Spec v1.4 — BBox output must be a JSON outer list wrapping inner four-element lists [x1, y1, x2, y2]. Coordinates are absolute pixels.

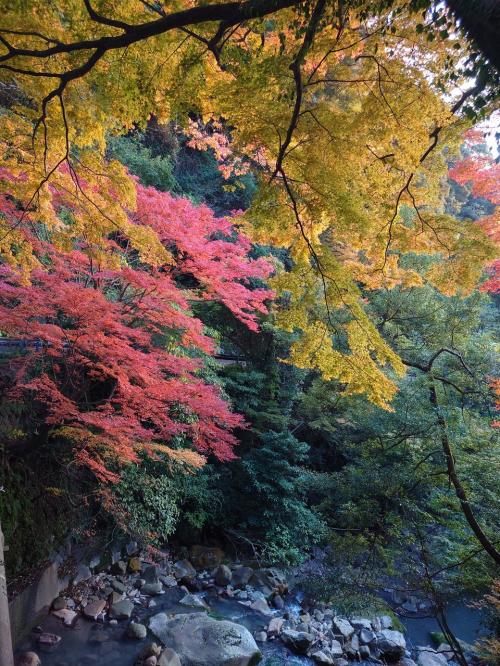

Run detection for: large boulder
[[281, 629, 315, 655], [332, 617, 354, 639], [172, 559, 196, 581], [249, 568, 287, 595], [189, 545, 224, 570], [149, 612, 261, 666], [232, 566, 254, 589], [215, 564, 232, 586], [416, 648, 449, 666], [377, 629, 406, 661]]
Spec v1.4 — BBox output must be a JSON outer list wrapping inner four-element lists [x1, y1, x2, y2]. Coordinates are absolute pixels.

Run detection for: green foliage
[[106, 135, 177, 192]]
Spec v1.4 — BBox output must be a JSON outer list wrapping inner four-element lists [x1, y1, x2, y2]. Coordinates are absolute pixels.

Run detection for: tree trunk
[[430, 382, 500, 566], [0, 520, 14, 666]]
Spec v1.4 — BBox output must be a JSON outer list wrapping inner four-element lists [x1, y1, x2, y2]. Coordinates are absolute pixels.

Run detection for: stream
[[15, 581, 485, 666]]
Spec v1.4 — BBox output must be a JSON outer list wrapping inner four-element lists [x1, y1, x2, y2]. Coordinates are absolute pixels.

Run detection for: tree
[[0, 176, 273, 482], [0, 0, 497, 408]]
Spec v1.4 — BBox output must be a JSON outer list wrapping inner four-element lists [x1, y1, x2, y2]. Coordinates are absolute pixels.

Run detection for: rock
[[250, 568, 287, 595], [111, 579, 126, 594], [436, 644, 454, 660], [83, 599, 106, 620], [74, 564, 92, 585], [267, 617, 285, 637], [179, 593, 208, 610], [52, 597, 66, 611], [142, 582, 163, 596], [144, 658, 157, 666], [160, 575, 177, 588], [89, 553, 101, 569], [254, 631, 268, 642], [14, 652, 41, 666], [158, 648, 182, 666], [149, 612, 261, 666], [272, 594, 285, 610], [189, 545, 224, 570], [281, 629, 315, 655], [371, 617, 382, 632], [52, 608, 78, 626], [416, 648, 449, 666], [172, 559, 196, 580], [127, 622, 147, 639], [37, 632, 62, 649], [250, 598, 272, 615], [111, 560, 127, 575], [360, 628, 376, 644], [329, 640, 344, 658], [214, 564, 232, 586], [380, 615, 393, 629], [232, 566, 254, 589], [126, 541, 139, 556], [129, 557, 142, 573], [108, 591, 123, 605], [311, 651, 334, 665], [351, 617, 372, 631], [138, 642, 162, 660], [109, 599, 134, 620], [143, 565, 159, 584], [377, 630, 406, 661], [398, 659, 418, 666], [359, 645, 371, 660], [332, 617, 354, 639], [333, 659, 349, 666]]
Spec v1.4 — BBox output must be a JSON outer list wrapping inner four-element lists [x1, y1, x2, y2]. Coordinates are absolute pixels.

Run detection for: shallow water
[[400, 601, 484, 648]]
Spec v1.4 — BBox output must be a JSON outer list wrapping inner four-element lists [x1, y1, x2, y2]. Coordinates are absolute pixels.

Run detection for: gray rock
[[52, 597, 66, 611], [272, 594, 285, 610], [399, 659, 418, 666], [329, 640, 344, 658], [74, 564, 92, 585], [111, 560, 127, 575], [281, 629, 315, 655], [179, 593, 208, 610], [214, 564, 232, 586], [232, 566, 254, 589], [254, 631, 268, 642], [143, 565, 159, 584], [267, 617, 285, 637], [126, 541, 138, 556], [144, 657, 157, 666], [250, 598, 272, 615], [109, 599, 134, 620], [333, 660, 349, 666], [52, 608, 78, 626], [377, 629, 406, 660], [172, 559, 196, 580], [126, 621, 147, 639], [111, 579, 126, 594], [160, 575, 177, 588], [142, 582, 163, 596], [332, 617, 354, 639], [351, 618, 372, 631], [380, 615, 393, 629], [417, 648, 449, 666], [83, 599, 106, 620], [89, 554, 101, 569], [311, 650, 334, 665], [360, 628, 376, 644], [108, 590, 123, 605], [149, 612, 261, 666], [158, 648, 182, 666], [436, 644, 454, 660], [359, 645, 371, 660], [37, 632, 62, 649]]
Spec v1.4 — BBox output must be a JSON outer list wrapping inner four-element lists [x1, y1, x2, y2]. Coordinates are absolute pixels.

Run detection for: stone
[[158, 648, 182, 666], [143, 565, 159, 584], [399, 659, 418, 666], [359, 645, 371, 660], [360, 628, 376, 644], [272, 594, 285, 610], [267, 617, 285, 637], [311, 651, 334, 666], [250, 598, 272, 615], [14, 652, 41, 666], [142, 582, 163, 596], [351, 617, 372, 631], [126, 541, 139, 556], [179, 593, 208, 610], [250, 568, 287, 595], [281, 629, 315, 655], [74, 564, 92, 585], [108, 591, 123, 605], [51, 597, 66, 611], [37, 632, 62, 649], [126, 622, 147, 639], [332, 617, 354, 639], [254, 631, 268, 642], [144, 658, 157, 666], [380, 615, 393, 629], [128, 557, 141, 573], [232, 566, 254, 589], [214, 564, 232, 586], [109, 599, 134, 620], [149, 612, 261, 666], [111, 579, 126, 594], [89, 553, 101, 569], [189, 545, 224, 570], [371, 617, 382, 632], [138, 642, 162, 660], [329, 640, 344, 658], [111, 560, 127, 575], [333, 660, 349, 666], [83, 599, 106, 620], [436, 644, 454, 660], [52, 608, 78, 626], [416, 649, 449, 666], [160, 575, 177, 588], [172, 559, 196, 580], [377, 630, 406, 661]]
